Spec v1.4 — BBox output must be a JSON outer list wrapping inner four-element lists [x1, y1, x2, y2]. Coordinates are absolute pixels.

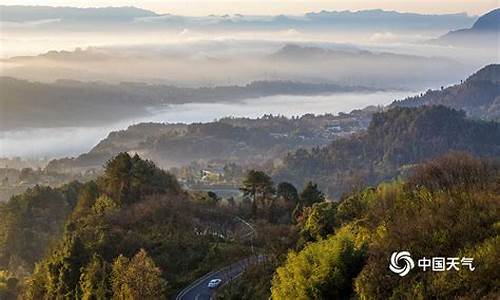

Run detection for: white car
[[208, 278, 222, 288]]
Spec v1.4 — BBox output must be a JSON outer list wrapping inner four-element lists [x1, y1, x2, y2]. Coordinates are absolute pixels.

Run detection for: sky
[[0, 0, 497, 16]]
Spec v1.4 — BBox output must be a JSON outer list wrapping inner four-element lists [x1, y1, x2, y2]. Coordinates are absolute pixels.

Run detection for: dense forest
[[0, 149, 500, 299], [392, 64, 500, 120], [269, 153, 500, 299], [0, 153, 253, 298], [276, 105, 500, 197], [3, 151, 497, 299]]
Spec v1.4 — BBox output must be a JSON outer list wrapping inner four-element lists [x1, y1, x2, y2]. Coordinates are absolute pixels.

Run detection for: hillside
[[435, 8, 500, 47], [45, 110, 376, 173], [0, 153, 254, 298], [392, 64, 500, 120], [275, 105, 500, 197]]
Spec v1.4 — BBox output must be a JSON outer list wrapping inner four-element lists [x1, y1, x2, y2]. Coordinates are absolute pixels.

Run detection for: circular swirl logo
[[389, 251, 415, 277]]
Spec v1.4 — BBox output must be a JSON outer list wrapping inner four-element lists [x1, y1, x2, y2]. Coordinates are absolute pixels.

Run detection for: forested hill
[[391, 64, 500, 120], [45, 110, 376, 173], [275, 105, 500, 197]]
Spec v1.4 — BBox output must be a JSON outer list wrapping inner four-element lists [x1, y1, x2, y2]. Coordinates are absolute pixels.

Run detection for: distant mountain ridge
[[471, 8, 500, 31], [0, 77, 375, 131], [271, 44, 448, 62], [392, 64, 500, 120], [435, 8, 499, 47], [0, 5, 475, 31], [267, 44, 466, 89], [0, 5, 157, 22]]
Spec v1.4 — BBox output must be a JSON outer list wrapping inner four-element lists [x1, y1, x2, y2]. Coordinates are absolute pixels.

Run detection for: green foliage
[[271, 153, 499, 299], [73, 181, 100, 218], [0, 270, 19, 300], [102, 153, 180, 205], [240, 170, 275, 218], [300, 181, 325, 207], [0, 182, 81, 274], [79, 255, 111, 300], [278, 105, 500, 198], [428, 236, 500, 299], [276, 182, 299, 203], [271, 229, 366, 300], [21, 153, 250, 299], [43, 235, 89, 299], [91, 195, 118, 217], [352, 155, 500, 299], [300, 201, 338, 242], [111, 249, 167, 300], [217, 265, 274, 300]]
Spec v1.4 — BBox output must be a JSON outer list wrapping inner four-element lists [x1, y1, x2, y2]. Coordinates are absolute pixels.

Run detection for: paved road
[[176, 257, 259, 300]]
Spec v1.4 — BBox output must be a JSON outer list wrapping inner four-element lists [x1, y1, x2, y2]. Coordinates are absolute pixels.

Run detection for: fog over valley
[[0, 90, 410, 158], [1, 5, 498, 161], [0, 3, 499, 300]]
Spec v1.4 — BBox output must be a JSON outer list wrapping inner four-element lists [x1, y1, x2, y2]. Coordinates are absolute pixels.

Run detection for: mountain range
[[434, 8, 499, 47], [1, 5, 476, 31]]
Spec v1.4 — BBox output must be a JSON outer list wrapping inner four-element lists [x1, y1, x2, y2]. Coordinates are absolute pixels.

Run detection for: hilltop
[[275, 105, 500, 197], [392, 64, 500, 120]]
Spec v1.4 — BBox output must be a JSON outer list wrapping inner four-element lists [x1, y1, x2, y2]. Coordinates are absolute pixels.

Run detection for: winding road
[[176, 257, 261, 300]]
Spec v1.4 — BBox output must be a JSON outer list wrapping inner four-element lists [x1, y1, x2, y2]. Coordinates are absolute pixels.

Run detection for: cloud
[[368, 32, 430, 43]]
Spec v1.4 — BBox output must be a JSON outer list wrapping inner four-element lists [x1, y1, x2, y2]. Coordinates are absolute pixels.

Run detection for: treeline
[[276, 105, 500, 198]]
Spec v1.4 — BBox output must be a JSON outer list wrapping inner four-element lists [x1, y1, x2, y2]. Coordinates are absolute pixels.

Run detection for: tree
[[271, 230, 365, 299], [0, 185, 72, 271], [0, 270, 18, 300], [276, 182, 299, 204], [301, 202, 338, 242], [102, 153, 180, 205], [240, 170, 275, 218], [111, 249, 167, 300], [45, 235, 89, 299], [73, 181, 99, 218], [79, 255, 111, 300], [300, 181, 325, 207]]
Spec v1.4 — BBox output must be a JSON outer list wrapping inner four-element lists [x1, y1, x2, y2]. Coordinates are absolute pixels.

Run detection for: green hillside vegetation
[[0, 182, 83, 275], [0, 153, 261, 299], [1, 105, 499, 299], [272, 153, 499, 299], [276, 105, 500, 197]]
